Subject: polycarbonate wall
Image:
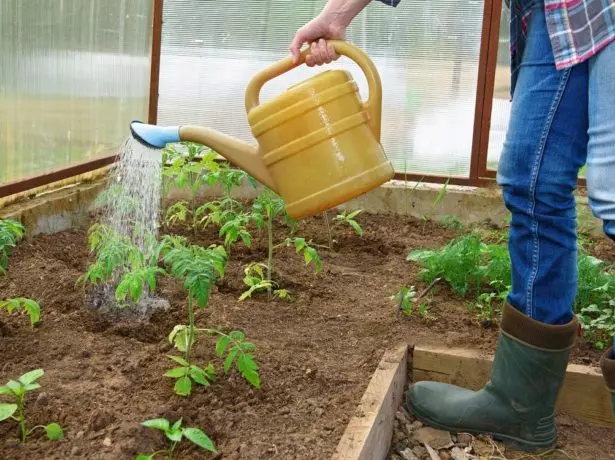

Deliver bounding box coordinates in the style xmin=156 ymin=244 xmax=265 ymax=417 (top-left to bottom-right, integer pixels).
xmin=0 ymin=0 xmax=154 ymax=184
xmin=158 ymin=0 xmax=485 ymax=177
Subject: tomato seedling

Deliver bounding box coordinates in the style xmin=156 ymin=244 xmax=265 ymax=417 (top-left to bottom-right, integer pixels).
xmin=0 ymin=297 xmax=41 ymax=327
xmin=0 ymin=369 xmax=63 ymax=443
xmin=0 ymin=218 xmax=24 ymax=275
xmin=136 ymin=417 xmax=215 ymax=459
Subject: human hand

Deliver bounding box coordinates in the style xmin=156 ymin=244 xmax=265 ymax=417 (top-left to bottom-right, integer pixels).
xmin=289 ymin=15 xmax=346 ymax=67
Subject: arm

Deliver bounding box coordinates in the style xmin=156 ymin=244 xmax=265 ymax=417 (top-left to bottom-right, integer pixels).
xmin=290 ymin=0 xmax=400 ymax=66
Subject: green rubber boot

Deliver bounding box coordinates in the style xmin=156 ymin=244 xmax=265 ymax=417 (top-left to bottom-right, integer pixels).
xmin=600 ymin=348 xmax=615 ymax=418
xmin=406 ymin=304 xmax=578 ymax=452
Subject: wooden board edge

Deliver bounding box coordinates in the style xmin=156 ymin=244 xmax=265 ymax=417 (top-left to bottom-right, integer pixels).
xmin=413 ymin=345 xmax=615 ymax=429
xmin=332 ymin=344 xmax=408 ymax=460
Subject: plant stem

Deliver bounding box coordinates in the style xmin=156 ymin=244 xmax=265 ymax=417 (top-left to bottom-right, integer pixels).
xmin=17 ymin=396 xmax=26 ymax=443
xmin=186 ymin=295 xmax=195 ymax=365
xmin=267 ymin=210 xmax=273 ymax=300
xmin=324 ymin=212 xmax=333 ymax=248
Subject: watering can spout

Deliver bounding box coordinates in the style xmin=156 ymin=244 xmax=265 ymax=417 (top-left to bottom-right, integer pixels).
xmin=129 ymin=121 xmax=278 ymax=192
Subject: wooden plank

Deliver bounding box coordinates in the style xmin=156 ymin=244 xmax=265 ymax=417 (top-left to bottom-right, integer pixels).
xmin=332 ymin=344 xmax=408 ymax=460
xmin=413 ymin=345 xmax=615 ymax=429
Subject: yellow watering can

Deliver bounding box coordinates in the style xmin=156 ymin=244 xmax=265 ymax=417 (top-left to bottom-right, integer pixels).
xmin=131 ymin=40 xmax=394 ymax=219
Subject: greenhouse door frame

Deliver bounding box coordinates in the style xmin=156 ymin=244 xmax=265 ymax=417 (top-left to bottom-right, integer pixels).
xmin=1 ymin=0 xmax=509 ymax=198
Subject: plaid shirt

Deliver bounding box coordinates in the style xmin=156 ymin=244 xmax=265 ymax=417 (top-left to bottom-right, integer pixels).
xmin=376 ymin=0 xmax=615 ymax=97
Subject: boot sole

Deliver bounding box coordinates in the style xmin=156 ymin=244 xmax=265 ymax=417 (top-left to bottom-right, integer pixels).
xmin=408 ymin=400 xmax=557 ymax=453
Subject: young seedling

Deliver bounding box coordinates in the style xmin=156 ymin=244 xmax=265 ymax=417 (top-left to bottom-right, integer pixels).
xmin=79 ymin=223 xmax=166 ymax=306
xmin=0 ymin=298 xmax=41 ymax=327
xmin=239 ymin=263 xmax=291 ymax=301
xmin=0 ymin=218 xmax=25 ymax=274
xmin=391 ymin=283 xmax=436 ymax=319
xmin=137 ymin=417 xmax=215 ymax=459
xmin=247 ymin=189 xmax=319 ymax=299
xmin=0 ymin=369 xmax=63 ymax=443
xmin=323 ymin=209 xmax=365 ymax=248
xmin=421 ymin=178 xmax=450 ymax=234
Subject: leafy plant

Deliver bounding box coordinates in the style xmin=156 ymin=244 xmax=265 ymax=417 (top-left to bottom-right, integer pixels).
xmin=391 ymin=286 xmax=430 ymax=318
xmin=579 ymin=301 xmax=615 ymax=350
xmin=0 ymin=369 xmax=63 ymax=443
xmin=161 ymin=236 xmax=261 ymax=394
xmin=246 ymin=189 xmax=319 ymax=299
xmin=0 ymin=219 xmax=25 ymax=274
xmin=0 ymin=298 xmax=41 ymax=327
xmin=137 ymin=417 xmax=215 ymax=459
xmin=421 ymin=179 xmax=450 ymax=234
xmin=323 ymin=209 xmax=364 ymax=248
xmin=162 ymin=143 xmax=218 ymax=232
xmin=78 ymin=224 xmax=165 ymax=305
xmin=239 ymin=263 xmax=291 ymax=301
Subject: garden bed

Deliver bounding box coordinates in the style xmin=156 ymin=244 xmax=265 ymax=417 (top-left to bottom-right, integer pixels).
xmin=0 ymin=210 xmax=613 ymax=459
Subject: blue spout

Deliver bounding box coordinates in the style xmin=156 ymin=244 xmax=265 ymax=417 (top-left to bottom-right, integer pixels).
xmin=130 ymin=120 xmax=181 ymax=149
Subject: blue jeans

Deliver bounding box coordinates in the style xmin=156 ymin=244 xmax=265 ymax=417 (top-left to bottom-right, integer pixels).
xmin=496 ymin=4 xmax=615 ymax=326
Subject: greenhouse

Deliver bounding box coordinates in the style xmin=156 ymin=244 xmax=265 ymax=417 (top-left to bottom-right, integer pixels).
xmin=1 ymin=0 xmax=614 ymax=459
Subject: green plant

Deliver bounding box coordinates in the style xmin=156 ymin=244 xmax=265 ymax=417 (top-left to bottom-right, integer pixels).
xmin=246 ymin=189 xmax=319 ymax=299
xmin=162 ymin=143 xmax=218 ymax=232
xmin=0 ymin=369 xmax=63 ymax=443
xmin=440 ymin=215 xmax=463 ymax=230
xmin=579 ymin=301 xmax=615 ymax=350
xmin=161 ymin=236 xmax=261 ymax=394
xmin=0 ymin=298 xmax=41 ymax=327
xmin=137 ymin=417 xmax=215 ymax=459
xmin=239 ymin=263 xmax=291 ymax=301
xmin=79 ymin=224 xmax=165 ymax=305
xmin=0 ymin=219 xmax=25 ymax=274
xmin=391 ymin=285 xmax=431 ymax=318
xmin=421 ymin=179 xmax=450 ymax=234
xmin=323 ymin=209 xmax=364 ymax=247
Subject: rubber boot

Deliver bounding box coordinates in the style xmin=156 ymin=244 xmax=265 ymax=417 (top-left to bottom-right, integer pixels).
xmin=600 ymin=348 xmax=615 ymax=418
xmin=406 ymin=304 xmax=578 ymax=452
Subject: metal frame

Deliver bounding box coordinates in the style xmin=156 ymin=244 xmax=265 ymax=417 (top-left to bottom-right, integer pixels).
xmin=1 ymin=0 xmax=506 ymax=199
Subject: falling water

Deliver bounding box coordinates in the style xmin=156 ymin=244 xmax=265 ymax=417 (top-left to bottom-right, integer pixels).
xmin=89 ymin=135 xmax=169 ymax=317
xmin=104 ymin=136 xmax=163 ymax=258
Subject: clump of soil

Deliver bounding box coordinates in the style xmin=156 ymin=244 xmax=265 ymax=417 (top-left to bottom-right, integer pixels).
xmin=0 ymin=213 xmax=612 ymax=459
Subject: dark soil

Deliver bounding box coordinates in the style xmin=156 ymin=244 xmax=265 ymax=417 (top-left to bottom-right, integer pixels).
xmin=0 ymin=211 xmax=613 ymax=459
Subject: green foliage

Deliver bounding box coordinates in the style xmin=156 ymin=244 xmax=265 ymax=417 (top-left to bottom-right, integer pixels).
xmin=137 ymin=417 xmax=216 ymax=459
xmin=239 ymin=263 xmax=290 ymax=301
xmin=421 ymin=179 xmax=450 ymax=233
xmin=160 ymin=235 xmax=261 ymax=395
xmin=408 ymin=231 xmax=615 ymax=347
xmin=79 ymin=224 xmax=165 ymax=305
xmin=0 ymin=219 xmax=25 ymax=274
xmin=391 ymin=286 xmax=429 ymax=318
xmin=0 ymin=298 xmax=41 ymax=327
xmin=333 ymin=210 xmax=364 ymax=237
xmin=0 ymin=369 xmax=63 ymax=443
xmin=210 ymin=329 xmax=261 ymax=388
xmin=285 ymin=237 xmax=322 ymax=273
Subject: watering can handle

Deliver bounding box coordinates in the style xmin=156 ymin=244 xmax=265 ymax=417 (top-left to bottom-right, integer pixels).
xmin=245 ymin=40 xmax=383 ymax=141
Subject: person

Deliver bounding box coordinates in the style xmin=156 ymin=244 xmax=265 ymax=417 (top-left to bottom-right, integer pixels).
xmin=290 ymin=0 xmax=615 ymax=452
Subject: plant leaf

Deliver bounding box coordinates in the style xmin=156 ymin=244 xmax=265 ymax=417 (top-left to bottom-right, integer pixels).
xmin=215 ymin=335 xmax=231 ymax=357
xmin=168 ymin=355 xmax=190 ymax=367
xmin=189 ymin=366 xmax=211 ymax=386
xmin=174 ymin=376 xmax=192 ymax=396
xmin=183 ymin=427 xmax=217 ymax=452
xmin=164 ymin=367 xmax=187 ymax=378
xmin=171 ymin=418 xmax=183 ymax=432
xmin=0 ymin=403 xmax=17 ymax=421
xmin=142 ymin=418 xmax=170 ymax=431
xmin=18 ymin=369 xmax=43 ymax=386
xmin=223 ymin=348 xmax=239 ymax=373
xmin=136 ymin=455 xmax=155 ymax=460
xmin=45 ymin=423 xmax=64 ymax=440
xmin=24 ymin=383 xmax=41 ymax=392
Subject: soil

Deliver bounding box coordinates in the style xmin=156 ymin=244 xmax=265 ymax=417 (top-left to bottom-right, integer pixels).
xmin=0 ymin=210 xmax=613 ymax=459
xmin=389 ymin=393 xmax=615 ymax=460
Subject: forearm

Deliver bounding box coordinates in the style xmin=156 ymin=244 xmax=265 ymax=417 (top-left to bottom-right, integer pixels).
xmin=321 ymin=0 xmax=373 ymax=28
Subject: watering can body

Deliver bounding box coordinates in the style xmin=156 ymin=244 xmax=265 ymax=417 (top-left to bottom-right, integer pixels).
xmin=131 ymin=41 xmax=394 ymax=219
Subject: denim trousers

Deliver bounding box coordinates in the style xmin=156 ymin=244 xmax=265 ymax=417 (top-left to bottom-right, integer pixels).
xmin=496 ymin=5 xmax=615 ymax=326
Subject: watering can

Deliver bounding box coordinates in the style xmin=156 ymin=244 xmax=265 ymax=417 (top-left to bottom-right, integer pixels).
xmin=130 ymin=40 xmax=394 ymax=219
